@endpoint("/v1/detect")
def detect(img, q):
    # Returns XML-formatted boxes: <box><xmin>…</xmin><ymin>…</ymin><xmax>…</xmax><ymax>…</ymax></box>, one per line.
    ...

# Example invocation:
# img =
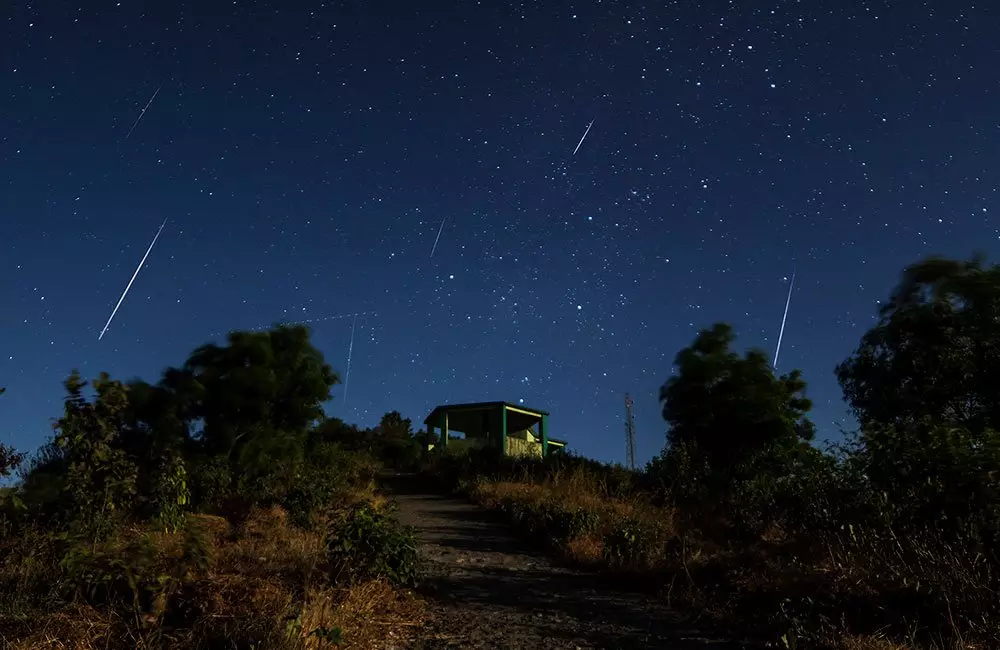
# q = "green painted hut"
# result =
<box><xmin>423</xmin><ymin>401</ymin><xmax>566</xmax><ymax>458</ymax></box>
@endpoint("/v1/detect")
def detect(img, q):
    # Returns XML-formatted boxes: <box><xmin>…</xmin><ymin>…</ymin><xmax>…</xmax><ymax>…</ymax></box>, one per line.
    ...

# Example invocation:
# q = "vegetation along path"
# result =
<box><xmin>384</xmin><ymin>473</ymin><xmax>752</xmax><ymax>650</ymax></box>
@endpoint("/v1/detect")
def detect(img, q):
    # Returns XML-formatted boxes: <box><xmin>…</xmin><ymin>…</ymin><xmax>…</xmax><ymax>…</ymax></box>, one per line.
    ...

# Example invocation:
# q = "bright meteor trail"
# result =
<box><xmin>772</xmin><ymin>268</ymin><xmax>796</xmax><ymax>368</ymax></box>
<box><xmin>98</xmin><ymin>219</ymin><xmax>167</xmax><ymax>340</ymax></box>
<box><xmin>572</xmin><ymin>118</ymin><xmax>595</xmax><ymax>155</ymax></box>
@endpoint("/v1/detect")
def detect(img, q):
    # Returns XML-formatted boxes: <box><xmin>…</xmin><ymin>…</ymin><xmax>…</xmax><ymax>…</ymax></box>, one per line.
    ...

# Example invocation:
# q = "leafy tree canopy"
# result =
<box><xmin>137</xmin><ymin>325</ymin><xmax>339</xmax><ymax>458</ymax></box>
<box><xmin>660</xmin><ymin>322</ymin><xmax>815</xmax><ymax>472</ymax></box>
<box><xmin>836</xmin><ymin>254</ymin><xmax>1000</xmax><ymax>434</ymax></box>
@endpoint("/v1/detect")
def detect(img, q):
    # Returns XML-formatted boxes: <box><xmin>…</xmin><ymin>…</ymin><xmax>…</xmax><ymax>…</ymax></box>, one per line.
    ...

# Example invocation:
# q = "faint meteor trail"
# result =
<box><xmin>572</xmin><ymin>118</ymin><xmax>595</xmax><ymax>155</ymax></box>
<box><xmin>429</xmin><ymin>216</ymin><xmax>447</xmax><ymax>257</ymax></box>
<box><xmin>209</xmin><ymin>311</ymin><xmax>377</xmax><ymax>338</ymax></box>
<box><xmin>772</xmin><ymin>268</ymin><xmax>796</xmax><ymax>368</ymax></box>
<box><xmin>342</xmin><ymin>313</ymin><xmax>358</xmax><ymax>411</ymax></box>
<box><xmin>98</xmin><ymin>219</ymin><xmax>168</xmax><ymax>340</ymax></box>
<box><xmin>123</xmin><ymin>85</ymin><xmax>161</xmax><ymax>141</ymax></box>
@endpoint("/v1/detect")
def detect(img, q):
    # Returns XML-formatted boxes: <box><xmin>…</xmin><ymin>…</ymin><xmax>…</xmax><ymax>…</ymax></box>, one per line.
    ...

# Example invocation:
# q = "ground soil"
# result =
<box><xmin>382</xmin><ymin>473</ymin><xmax>755</xmax><ymax>650</ymax></box>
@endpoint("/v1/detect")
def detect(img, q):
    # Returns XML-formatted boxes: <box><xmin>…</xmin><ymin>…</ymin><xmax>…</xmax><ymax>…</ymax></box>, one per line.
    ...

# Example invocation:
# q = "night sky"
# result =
<box><xmin>4</xmin><ymin>1</ymin><xmax>998</xmax><ymax>465</ymax></box>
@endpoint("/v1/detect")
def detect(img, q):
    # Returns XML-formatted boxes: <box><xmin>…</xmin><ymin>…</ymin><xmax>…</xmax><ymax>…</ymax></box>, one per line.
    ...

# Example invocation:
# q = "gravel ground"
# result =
<box><xmin>383</xmin><ymin>474</ymin><xmax>755</xmax><ymax>650</ymax></box>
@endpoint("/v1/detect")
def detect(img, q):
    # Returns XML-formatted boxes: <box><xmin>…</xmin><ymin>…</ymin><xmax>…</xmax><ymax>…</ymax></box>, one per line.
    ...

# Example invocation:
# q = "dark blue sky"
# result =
<box><xmin>3</xmin><ymin>1</ymin><xmax>998</xmax><ymax>464</ymax></box>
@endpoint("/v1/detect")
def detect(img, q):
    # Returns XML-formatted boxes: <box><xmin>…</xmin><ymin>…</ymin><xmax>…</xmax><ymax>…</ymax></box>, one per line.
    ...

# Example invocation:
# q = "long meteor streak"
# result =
<box><xmin>573</xmin><ymin>118</ymin><xmax>595</xmax><ymax>155</ymax></box>
<box><xmin>123</xmin><ymin>85</ymin><xmax>161</xmax><ymax>142</ymax></box>
<box><xmin>430</xmin><ymin>216</ymin><xmax>447</xmax><ymax>257</ymax></box>
<box><xmin>772</xmin><ymin>269</ymin><xmax>796</xmax><ymax>368</ymax></box>
<box><xmin>98</xmin><ymin>219</ymin><xmax>167</xmax><ymax>340</ymax></box>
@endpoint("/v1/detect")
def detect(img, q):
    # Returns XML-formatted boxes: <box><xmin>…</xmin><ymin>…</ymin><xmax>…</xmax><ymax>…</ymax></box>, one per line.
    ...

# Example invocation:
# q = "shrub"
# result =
<box><xmin>541</xmin><ymin>503</ymin><xmax>600</xmax><ymax>544</ymax></box>
<box><xmin>286</xmin><ymin>443</ymin><xmax>380</xmax><ymax>530</ymax></box>
<box><xmin>188</xmin><ymin>455</ymin><xmax>233</xmax><ymax>512</ymax></box>
<box><xmin>602</xmin><ymin>516</ymin><xmax>664</xmax><ymax>569</ymax></box>
<box><xmin>325</xmin><ymin>501</ymin><xmax>419</xmax><ymax>587</ymax></box>
<box><xmin>152</xmin><ymin>451</ymin><xmax>190</xmax><ymax>533</ymax></box>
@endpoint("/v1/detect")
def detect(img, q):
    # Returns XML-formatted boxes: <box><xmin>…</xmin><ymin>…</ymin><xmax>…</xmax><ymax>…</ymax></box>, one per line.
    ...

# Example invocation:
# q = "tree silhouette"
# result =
<box><xmin>660</xmin><ymin>322</ymin><xmax>814</xmax><ymax>473</ymax></box>
<box><xmin>837</xmin><ymin>254</ymin><xmax>1000</xmax><ymax>434</ymax></box>
<box><xmin>151</xmin><ymin>325</ymin><xmax>339</xmax><ymax>460</ymax></box>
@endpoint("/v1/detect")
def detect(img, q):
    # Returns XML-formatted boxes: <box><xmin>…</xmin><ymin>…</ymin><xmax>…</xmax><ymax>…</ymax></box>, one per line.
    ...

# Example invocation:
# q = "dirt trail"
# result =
<box><xmin>383</xmin><ymin>474</ymin><xmax>752</xmax><ymax>650</ymax></box>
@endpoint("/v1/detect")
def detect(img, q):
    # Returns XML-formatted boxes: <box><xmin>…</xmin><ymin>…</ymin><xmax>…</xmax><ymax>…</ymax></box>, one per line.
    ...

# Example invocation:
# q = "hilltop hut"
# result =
<box><xmin>423</xmin><ymin>401</ymin><xmax>566</xmax><ymax>458</ymax></box>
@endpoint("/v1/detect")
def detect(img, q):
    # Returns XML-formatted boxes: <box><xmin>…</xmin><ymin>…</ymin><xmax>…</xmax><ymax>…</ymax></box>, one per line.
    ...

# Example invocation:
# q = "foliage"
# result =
<box><xmin>325</xmin><ymin>501</ymin><xmax>419</xmax><ymax>587</ymax></box>
<box><xmin>660</xmin><ymin>322</ymin><xmax>815</xmax><ymax>476</ymax></box>
<box><xmin>373</xmin><ymin>410</ymin><xmax>423</xmax><ymax>469</ymax></box>
<box><xmin>848</xmin><ymin>420</ymin><xmax>1000</xmax><ymax>546</ymax></box>
<box><xmin>285</xmin><ymin>442</ymin><xmax>376</xmax><ymax>530</ymax></box>
<box><xmin>152</xmin><ymin>450</ymin><xmax>190</xmax><ymax>533</ymax></box>
<box><xmin>173</xmin><ymin>325</ymin><xmax>339</xmax><ymax>460</ymax></box>
<box><xmin>0</xmin><ymin>443</ymin><xmax>24</xmax><ymax>480</ymax></box>
<box><xmin>186</xmin><ymin>454</ymin><xmax>233</xmax><ymax>512</ymax></box>
<box><xmin>836</xmin><ymin>254</ymin><xmax>1000</xmax><ymax>434</ymax></box>
<box><xmin>602</xmin><ymin>516</ymin><xmax>664</xmax><ymax>569</ymax></box>
<box><xmin>52</xmin><ymin>372</ymin><xmax>139</xmax><ymax>536</ymax></box>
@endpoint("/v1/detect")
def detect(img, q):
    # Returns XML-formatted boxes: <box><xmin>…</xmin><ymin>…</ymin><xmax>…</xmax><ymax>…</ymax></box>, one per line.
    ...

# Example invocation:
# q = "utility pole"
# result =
<box><xmin>624</xmin><ymin>393</ymin><xmax>637</xmax><ymax>470</ymax></box>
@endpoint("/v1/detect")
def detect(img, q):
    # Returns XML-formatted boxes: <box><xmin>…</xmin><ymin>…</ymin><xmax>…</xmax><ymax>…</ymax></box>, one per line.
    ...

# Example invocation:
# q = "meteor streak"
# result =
<box><xmin>123</xmin><ymin>85</ymin><xmax>161</xmax><ymax>142</ymax></box>
<box><xmin>430</xmin><ymin>216</ymin><xmax>447</xmax><ymax>257</ymax></box>
<box><xmin>342</xmin><ymin>313</ymin><xmax>358</xmax><ymax>411</ymax></box>
<box><xmin>98</xmin><ymin>219</ymin><xmax>167</xmax><ymax>340</ymax></box>
<box><xmin>772</xmin><ymin>268</ymin><xmax>796</xmax><ymax>368</ymax></box>
<box><xmin>572</xmin><ymin>118</ymin><xmax>595</xmax><ymax>155</ymax></box>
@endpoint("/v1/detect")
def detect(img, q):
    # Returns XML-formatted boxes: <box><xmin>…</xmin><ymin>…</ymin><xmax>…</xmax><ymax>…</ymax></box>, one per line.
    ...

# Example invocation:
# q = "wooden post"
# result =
<box><xmin>500</xmin><ymin>404</ymin><xmax>508</xmax><ymax>456</ymax></box>
<box><xmin>440</xmin><ymin>410</ymin><xmax>449</xmax><ymax>449</ymax></box>
<box><xmin>540</xmin><ymin>414</ymin><xmax>549</xmax><ymax>458</ymax></box>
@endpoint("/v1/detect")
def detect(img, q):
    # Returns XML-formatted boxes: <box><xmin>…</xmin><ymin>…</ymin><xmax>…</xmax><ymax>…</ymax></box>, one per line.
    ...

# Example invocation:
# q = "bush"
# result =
<box><xmin>602</xmin><ymin>516</ymin><xmax>664</xmax><ymax>570</ymax></box>
<box><xmin>325</xmin><ymin>501</ymin><xmax>419</xmax><ymax>587</ymax></box>
<box><xmin>152</xmin><ymin>451</ymin><xmax>190</xmax><ymax>533</ymax></box>
<box><xmin>543</xmin><ymin>503</ymin><xmax>600</xmax><ymax>544</ymax></box>
<box><xmin>188</xmin><ymin>455</ymin><xmax>233</xmax><ymax>513</ymax></box>
<box><xmin>285</xmin><ymin>443</ymin><xmax>380</xmax><ymax>530</ymax></box>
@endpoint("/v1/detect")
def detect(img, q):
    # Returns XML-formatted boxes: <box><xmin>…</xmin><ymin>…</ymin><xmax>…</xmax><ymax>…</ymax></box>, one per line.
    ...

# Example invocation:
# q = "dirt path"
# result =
<box><xmin>383</xmin><ymin>474</ymin><xmax>752</xmax><ymax>650</ymax></box>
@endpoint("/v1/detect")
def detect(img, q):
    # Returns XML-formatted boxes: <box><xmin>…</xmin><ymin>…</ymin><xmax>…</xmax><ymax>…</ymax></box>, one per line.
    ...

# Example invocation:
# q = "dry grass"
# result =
<box><xmin>827</xmin><ymin>635</ymin><xmax>913</xmax><ymax>650</ymax></box>
<box><xmin>300</xmin><ymin>580</ymin><xmax>425</xmax><ymax>650</ymax></box>
<box><xmin>0</xmin><ymin>502</ymin><xmax>426</xmax><ymax>650</ymax></box>
<box><xmin>3</xmin><ymin>603</ymin><xmax>123</xmax><ymax>649</ymax></box>
<box><xmin>565</xmin><ymin>534</ymin><xmax>604</xmax><ymax>565</ymax></box>
<box><xmin>473</xmin><ymin>473</ymin><xmax>662</xmax><ymax>531</ymax></box>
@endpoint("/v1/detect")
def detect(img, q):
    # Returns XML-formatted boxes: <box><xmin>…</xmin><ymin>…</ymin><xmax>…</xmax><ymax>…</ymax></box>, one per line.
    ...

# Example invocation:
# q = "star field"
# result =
<box><xmin>3</xmin><ymin>1</ymin><xmax>999</xmax><ymax>463</ymax></box>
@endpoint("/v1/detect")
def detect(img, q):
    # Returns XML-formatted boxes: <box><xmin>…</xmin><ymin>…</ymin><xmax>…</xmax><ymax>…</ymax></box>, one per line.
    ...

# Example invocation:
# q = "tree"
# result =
<box><xmin>159</xmin><ymin>325</ymin><xmax>339</xmax><ymax>463</ymax></box>
<box><xmin>53</xmin><ymin>372</ymin><xmax>138</xmax><ymax>533</ymax></box>
<box><xmin>660</xmin><ymin>323</ymin><xmax>815</xmax><ymax>474</ymax></box>
<box><xmin>836</xmin><ymin>254</ymin><xmax>1000</xmax><ymax>434</ymax></box>
<box><xmin>376</xmin><ymin>411</ymin><xmax>413</xmax><ymax>441</ymax></box>
<box><xmin>308</xmin><ymin>417</ymin><xmax>366</xmax><ymax>452</ymax></box>
<box><xmin>373</xmin><ymin>411</ymin><xmax>421</xmax><ymax>468</ymax></box>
